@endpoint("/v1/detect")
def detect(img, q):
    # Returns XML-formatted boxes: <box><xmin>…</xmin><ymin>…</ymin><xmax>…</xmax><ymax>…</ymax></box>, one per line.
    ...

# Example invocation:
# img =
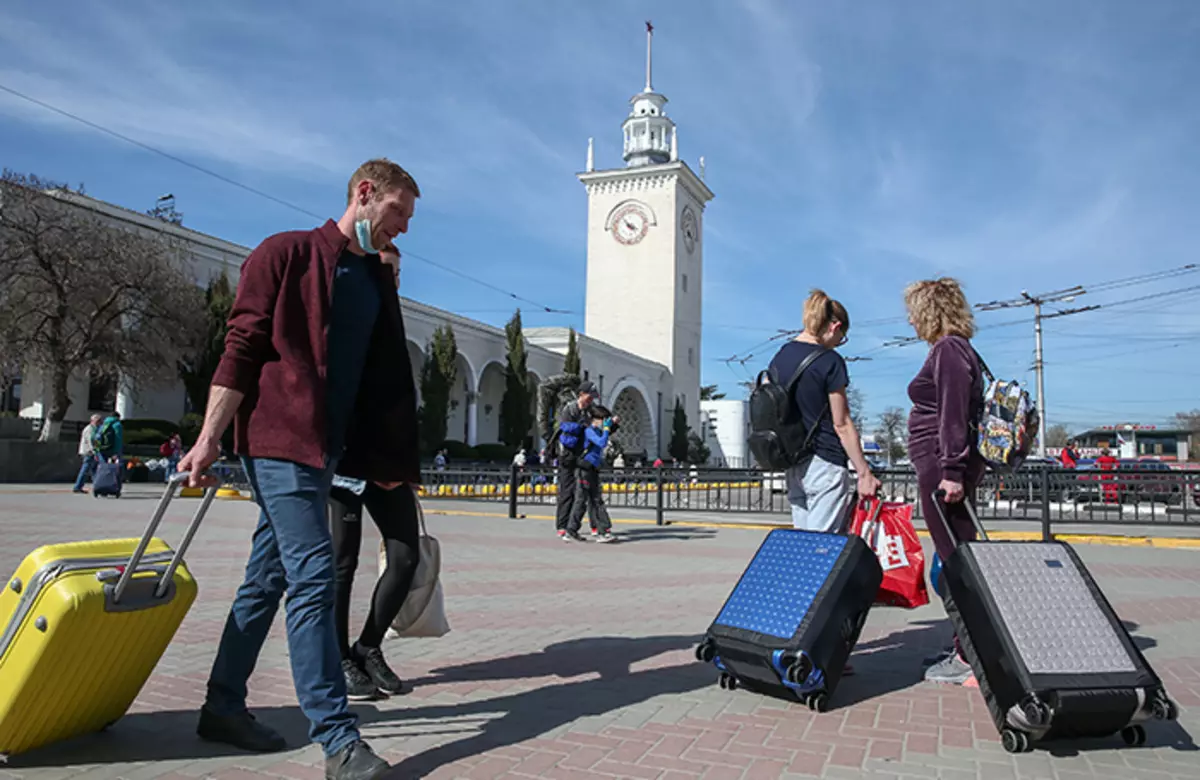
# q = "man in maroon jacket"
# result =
<box><xmin>178</xmin><ymin>159</ymin><xmax>422</xmax><ymax>780</ymax></box>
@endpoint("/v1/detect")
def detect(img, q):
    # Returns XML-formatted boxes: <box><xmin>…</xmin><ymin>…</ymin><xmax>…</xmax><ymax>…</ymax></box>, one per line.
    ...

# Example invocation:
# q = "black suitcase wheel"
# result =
<box><xmin>718</xmin><ymin>672</ymin><xmax>737</xmax><ymax>691</ymax></box>
<box><xmin>1022</xmin><ymin>700</ymin><xmax>1051</xmax><ymax>728</ymax></box>
<box><xmin>1153</xmin><ymin>697</ymin><xmax>1179</xmax><ymax>721</ymax></box>
<box><xmin>1001</xmin><ymin>729</ymin><xmax>1032</xmax><ymax>754</ymax></box>
<box><xmin>806</xmin><ymin>693</ymin><xmax>829</xmax><ymax>713</ymax></box>
<box><xmin>1121</xmin><ymin>725</ymin><xmax>1146</xmax><ymax>747</ymax></box>
<box><xmin>785</xmin><ymin>656</ymin><xmax>813</xmax><ymax>685</ymax></box>
<box><xmin>695</xmin><ymin>641</ymin><xmax>715</xmax><ymax>663</ymax></box>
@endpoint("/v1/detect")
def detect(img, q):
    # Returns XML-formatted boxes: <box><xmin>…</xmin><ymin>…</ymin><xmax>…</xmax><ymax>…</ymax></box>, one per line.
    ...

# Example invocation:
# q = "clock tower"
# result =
<box><xmin>578</xmin><ymin>22</ymin><xmax>714</xmax><ymax>446</ymax></box>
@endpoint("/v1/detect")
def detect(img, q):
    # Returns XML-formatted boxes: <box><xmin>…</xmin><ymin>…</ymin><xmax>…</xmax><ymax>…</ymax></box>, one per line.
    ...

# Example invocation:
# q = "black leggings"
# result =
<box><xmin>329</xmin><ymin>483</ymin><xmax>421</xmax><ymax>659</ymax></box>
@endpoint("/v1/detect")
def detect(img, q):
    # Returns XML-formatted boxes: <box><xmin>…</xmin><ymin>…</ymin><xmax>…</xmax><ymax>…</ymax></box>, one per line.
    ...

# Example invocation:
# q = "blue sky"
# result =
<box><xmin>2</xmin><ymin>0</ymin><xmax>1198</xmax><ymax>433</ymax></box>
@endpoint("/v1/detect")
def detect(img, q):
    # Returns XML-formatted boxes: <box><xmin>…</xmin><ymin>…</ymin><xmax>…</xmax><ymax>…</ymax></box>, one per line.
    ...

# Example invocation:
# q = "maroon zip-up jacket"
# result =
<box><xmin>906</xmin><ymin>334</ymin><xmax>985</xmax><ymax>484</ymax></box>
<box><xmin>211</xmin><ymin>219</ymin><xmax>421</xmax><ymax>484</ymax></box>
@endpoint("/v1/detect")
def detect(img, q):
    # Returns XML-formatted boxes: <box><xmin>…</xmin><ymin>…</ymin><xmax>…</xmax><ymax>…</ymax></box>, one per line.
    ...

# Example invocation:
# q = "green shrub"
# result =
<box><xmin>121</xmin><ymin>418</ymin><xmax>179</xmax><ymax>448</ymax></box>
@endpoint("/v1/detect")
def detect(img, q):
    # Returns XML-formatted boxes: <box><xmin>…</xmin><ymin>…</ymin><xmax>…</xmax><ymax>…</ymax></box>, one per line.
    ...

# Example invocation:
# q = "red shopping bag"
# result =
<box><xmin>848</xmin><ymin>498</ymin><xmax>929</xmax><ymax>609</ymax></box>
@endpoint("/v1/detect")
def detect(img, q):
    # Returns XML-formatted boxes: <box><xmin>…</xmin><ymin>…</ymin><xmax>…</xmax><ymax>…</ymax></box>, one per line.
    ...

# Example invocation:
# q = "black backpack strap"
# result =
<box><xmin>972</xmin><ymin>347</ymin><xmax>995</xmax><ymax>383</ymax></box>
<box><xmin>783</xmin><ymin>347</ymin><xmax>830</xmax><ymax>393</ymax></box>
<box><xmin>779</xmin><ymin>347</ymin><xmax>831</xmax><ymax>452</ymax></box>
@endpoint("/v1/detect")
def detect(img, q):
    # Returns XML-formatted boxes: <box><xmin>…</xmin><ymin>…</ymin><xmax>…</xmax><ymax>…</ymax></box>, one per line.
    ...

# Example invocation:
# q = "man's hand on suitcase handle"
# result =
<box><xmin>177</xmin><ymin>438</ymin><xmax>222</xmax><ymax>488</ymax></box>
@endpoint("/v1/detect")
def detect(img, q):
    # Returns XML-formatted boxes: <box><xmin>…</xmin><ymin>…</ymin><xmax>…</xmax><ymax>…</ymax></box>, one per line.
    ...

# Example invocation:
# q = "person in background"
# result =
<box><xmin>1060</xmin><ymin>439</ymin><xmax>1079</xmax><ymax>470</ymax></box>
<box><xmin>1096</xmin><ymin>447</ymin><xmax>1120</xmax><ymax>504</ymax></box>
<box><xmin>767</xmin><ymin>289</ymin><xmax>880</xmax><ymax>533</ymax></box>
<box><xmin>161</xmin><ymin>432</ymin><xmax>184</xmax><ymax>482</ymax></box>
<box><xmin>93</xmin><ymin>410</ymin><xmax>124</xmax><ymax>462</ymax></box>
<box><xmin>553</xmin><ymin>380</ymin><xmax>599</xmax><ymax>540</ymax></box>
<box><xmin>72</xmin><ymin>413</ymin><xmax>104</xmax><ymax>493</ymax></box>
<box><xmin>565</xmin><ymin>405</ymin><xmax>619</xmax><ymax>543</ymax></box>
<box><xmin>903</xmin><ymin>278</ymin><xmax>986</xmax><ymax>686</ymax></box>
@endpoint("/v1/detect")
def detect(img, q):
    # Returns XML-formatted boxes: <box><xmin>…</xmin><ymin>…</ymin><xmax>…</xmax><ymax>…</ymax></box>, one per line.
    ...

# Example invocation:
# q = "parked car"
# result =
<box><xmin>1069</xmin><ymin>459</ymin><xmax>1184</xmax><ymax>505</ymax></box>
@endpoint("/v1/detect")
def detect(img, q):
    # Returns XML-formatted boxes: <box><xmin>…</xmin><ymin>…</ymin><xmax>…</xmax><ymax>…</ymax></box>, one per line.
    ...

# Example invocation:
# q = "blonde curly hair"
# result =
<box><xmin>904</xmin><ymin>278</ymin><xmax>975</xmax><ymax>344</ymax></box>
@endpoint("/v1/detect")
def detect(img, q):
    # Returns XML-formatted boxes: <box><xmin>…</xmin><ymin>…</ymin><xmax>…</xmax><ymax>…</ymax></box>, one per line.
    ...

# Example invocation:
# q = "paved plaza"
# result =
<box><xmin>1</xmin><ymin>484</ymin><xmax>1197</xmax><ymax>780</ymax></box>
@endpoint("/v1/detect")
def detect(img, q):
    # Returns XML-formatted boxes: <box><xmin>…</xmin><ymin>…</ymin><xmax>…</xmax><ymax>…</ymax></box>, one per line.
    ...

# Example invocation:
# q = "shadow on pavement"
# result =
<box><xmin>610</xmin><ymin>527</ymin><xmax>718</xmax><ymax>543</ymax></box>
<box><xmin>6</xmin><ymin>634</ymin><xmax>709</xmax><ymax>773</ymax></box>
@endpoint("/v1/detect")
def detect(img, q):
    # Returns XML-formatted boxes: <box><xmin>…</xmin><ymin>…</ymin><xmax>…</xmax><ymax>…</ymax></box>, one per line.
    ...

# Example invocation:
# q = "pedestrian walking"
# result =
<box><xmin>178</xmin><ymin>158</ymin><xmax>423</xmax><ymax>780</ymax></box>
<box><xmin>72</xmin><ymin>413</ymin><xmax>103</xmax><ymax>493</ymax></box>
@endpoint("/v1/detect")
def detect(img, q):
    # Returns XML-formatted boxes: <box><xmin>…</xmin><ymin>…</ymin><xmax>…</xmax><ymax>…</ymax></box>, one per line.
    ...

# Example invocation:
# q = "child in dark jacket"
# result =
<box><xmin>565</xmin><ymin>406</ymin><xmax>619</xmax><ymax>543</ymax></box>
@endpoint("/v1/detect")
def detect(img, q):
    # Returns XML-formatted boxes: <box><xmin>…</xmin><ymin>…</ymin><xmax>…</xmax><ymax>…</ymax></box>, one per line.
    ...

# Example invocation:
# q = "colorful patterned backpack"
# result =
<box><xmin>974</xmin><ymin>352</ymin><xmax>1039</xmax><ymax>471</ymax></box>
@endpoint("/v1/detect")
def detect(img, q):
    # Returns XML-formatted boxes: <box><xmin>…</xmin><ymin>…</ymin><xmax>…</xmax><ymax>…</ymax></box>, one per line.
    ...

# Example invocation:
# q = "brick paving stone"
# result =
<box><xmin>1</xmin><ymin>486</ymin><xmax>1198</xmax><ymax>779</ymax></box>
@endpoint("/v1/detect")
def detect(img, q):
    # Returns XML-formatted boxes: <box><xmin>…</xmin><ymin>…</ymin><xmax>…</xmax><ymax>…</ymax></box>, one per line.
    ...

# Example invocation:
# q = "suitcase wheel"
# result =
<box><xmin>1001</xmin><ymin>729</ymin><xmax>1033</xmax><ymax>754</ymax></box>
<box><xmin>784</xmin><ymin>655</ymin><xmax>813</xmax><ymax>685</ymax></box>
<box><xmin>1152</xmin><ymin>696</ymin><xmax>1179</xmax><ymax>721</ymax></box>
<box><xmin>695</xmin><ymin>641</ymin><xmax>716</xmax><ymax>664</ymax></box>
<box><xmin>1022</xmin><ymin>699</ymin><xmax>1051</xmax><ymax>729</ymax></box>
<box><xmin>1121</xmin><ymin>725</ymin><xmax>1146</xmax><ymax>747</ymax></box>
<box><xmin>804</xmin><ymin>693</ymin><xmax>829</xmax><ymax>713</ymax></box>
<box><xmin>718</xmin><ymin>672</ymin><xmax>737</xmax><ymax>691</ymax></box>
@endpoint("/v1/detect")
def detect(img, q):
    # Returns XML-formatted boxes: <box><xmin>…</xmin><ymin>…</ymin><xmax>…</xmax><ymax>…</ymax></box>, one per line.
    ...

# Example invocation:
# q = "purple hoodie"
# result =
<box><xmin>906</xmin><ymin>335</ymin><xmax>985</xmax><ymax>483</ymax></box>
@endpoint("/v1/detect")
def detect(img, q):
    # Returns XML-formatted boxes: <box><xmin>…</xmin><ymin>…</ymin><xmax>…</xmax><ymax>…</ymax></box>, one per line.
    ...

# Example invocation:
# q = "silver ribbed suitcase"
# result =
<box><xmin>932</xmin><ymin>491</ymin><xmax>1179</xmax><ymax>753</ymax></box>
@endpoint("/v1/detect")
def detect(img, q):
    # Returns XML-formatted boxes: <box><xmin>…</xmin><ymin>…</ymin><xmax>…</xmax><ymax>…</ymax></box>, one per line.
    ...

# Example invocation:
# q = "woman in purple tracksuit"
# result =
<box><xmin>904</xmin><ymin>278</ymin><xmax>986</xmax><ymax>685</ymax></box>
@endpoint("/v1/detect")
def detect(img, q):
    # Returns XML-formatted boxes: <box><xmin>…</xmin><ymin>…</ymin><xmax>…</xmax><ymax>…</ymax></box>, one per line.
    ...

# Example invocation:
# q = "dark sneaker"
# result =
<box><xmin>563</xmin><ymin>530</ymin><xmax>586</xmax><ymax>542</ymax></box>
<box><xmin>342</xmin><ymin>658</ymin><xmax>380</xmax><ymax>701</ymax></box>
<box><xmin>924</xmin><ymin>653</ymin><xmax>974</xmax><ymax>685</ymax></box>
<box><xmin>197</xmin><ymin>705</ymin><xmax>286</xmax><ymax>752</ymax></box>
<box><xmin>326</xmin><ymin>740</ymin><xmax>390</xmax><ymax>780</ymax></box>
<box><xmin>358</xmin><ymin>646</ymin><xmax>409</xmax><ymax>696</ymax></box>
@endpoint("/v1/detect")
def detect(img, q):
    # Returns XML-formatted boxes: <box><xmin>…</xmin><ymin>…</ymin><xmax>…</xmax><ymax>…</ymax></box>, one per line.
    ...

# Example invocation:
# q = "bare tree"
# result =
<box><xmin>1045</xmin><ymin>424</ymin><xmax>1071</xmax><ymax>448</ymax></box>
<box><xmin>0</xmin><ymin>171</ymin><xmax>204</xmax><ymax>440</ymax></box>
<box><xmin>1174</xmin><ymin>409</ymin><xmax>1200</xmax><ymax>432</ymax></box>
<box><xmin>874</xmin><ymin>406</ymin><xmax>908</xmax><ymax>466</ymax></box>
<box><xmin>847</xmin><ymin>385</ymin><xmax>866</xmax><ymax>432</ymax></box>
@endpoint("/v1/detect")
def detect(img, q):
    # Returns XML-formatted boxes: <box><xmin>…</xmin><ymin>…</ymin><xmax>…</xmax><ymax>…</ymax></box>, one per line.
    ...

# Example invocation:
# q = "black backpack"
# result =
<box><xmin>747</xmin><ymin>347</ymin><xmax>829</xmax><ymax>470</ymax></box>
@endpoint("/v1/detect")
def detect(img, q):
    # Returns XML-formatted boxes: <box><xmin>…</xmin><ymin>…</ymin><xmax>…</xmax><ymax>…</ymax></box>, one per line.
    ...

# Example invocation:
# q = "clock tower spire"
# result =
<box><xmin>622</xmin><ymin>20</ymin><xmax>675</xmax><ymax>168</ymax></box>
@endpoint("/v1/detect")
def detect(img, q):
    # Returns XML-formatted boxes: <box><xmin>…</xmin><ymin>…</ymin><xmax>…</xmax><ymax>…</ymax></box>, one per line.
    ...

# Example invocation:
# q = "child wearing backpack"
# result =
<box><xmin>752</xmin><ymin>290</ymin><xmax>880</xmax><ymax>533</ymax></box>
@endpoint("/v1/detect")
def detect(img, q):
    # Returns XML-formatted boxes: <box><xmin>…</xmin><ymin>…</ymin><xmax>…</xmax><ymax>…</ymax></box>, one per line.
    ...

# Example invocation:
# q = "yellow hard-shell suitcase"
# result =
<box><xmin>0</xmin><ymin>474</ymin><xmax>218</xmax><ymax>759</ymax></box>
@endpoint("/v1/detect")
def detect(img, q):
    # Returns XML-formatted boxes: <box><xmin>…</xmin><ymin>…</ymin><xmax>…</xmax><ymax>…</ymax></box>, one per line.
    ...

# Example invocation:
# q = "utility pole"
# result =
<box><xmin>976</xmin><ymin>287</ymin><xmax>1100</xmax><ymax>458</ymax></box>
<box><xmin>1025</xmin><ymin>293</ymin><xmax>1048</xmax><ymax>459</ymax></box>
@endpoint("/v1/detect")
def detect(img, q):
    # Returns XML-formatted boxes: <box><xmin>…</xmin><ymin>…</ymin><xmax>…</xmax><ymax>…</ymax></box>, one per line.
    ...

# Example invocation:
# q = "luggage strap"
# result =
<box><xmin>113</xmin><ymin>472</ymin><xmax>218</xmax><ymax>604</ymax></box>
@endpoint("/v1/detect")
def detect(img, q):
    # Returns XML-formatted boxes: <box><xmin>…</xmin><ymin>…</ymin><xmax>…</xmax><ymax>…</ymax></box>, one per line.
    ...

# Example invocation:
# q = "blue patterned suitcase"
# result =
<box><xmin>696</xmin><ymin>529</ymin><xmax>882</xmax><ymax>710</ymax></box>
<box><xmin>931</xmin><ymin>491</ymin><xmax>1180</xmax><ymax>753</ymax></box>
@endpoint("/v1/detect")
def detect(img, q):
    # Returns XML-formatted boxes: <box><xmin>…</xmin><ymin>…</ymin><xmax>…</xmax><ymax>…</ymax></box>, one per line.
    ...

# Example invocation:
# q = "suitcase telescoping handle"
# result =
<box><xmin>931</xmin><ymin>489</ymin><xmax>989</xmax><ymax>545</ymax></box>
<box><xmin>112</xmin><ymin>471</ymin><xmax>219</xmax><ymax>604</ymax></box>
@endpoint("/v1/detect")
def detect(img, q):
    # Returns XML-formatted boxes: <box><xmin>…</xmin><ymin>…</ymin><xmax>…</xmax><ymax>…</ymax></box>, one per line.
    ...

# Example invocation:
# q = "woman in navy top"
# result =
<box><xmin>768</xmin><ymin>290</ymin><xmax>880</xmax><ymax>532</ymax></box>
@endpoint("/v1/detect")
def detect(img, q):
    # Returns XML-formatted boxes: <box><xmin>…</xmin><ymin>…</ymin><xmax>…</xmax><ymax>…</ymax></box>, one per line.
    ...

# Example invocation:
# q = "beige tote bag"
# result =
<box><xmin>380</xmin><ymin>487</ymin><xmax>450</xmax><ymax>639</ymax></box>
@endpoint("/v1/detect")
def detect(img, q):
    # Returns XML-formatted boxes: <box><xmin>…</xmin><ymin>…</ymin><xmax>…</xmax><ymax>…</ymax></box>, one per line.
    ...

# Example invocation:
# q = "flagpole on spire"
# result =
<box><xmin>644</xmin><ymin>20</ymin><xmax>654</xmax><ymax>92</ymax></box>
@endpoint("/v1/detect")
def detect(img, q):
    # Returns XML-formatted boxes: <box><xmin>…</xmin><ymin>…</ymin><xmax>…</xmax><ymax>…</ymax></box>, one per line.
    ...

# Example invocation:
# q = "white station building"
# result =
<box><xmin>9</xmin><ymin>28</ymin><xmax>714</xmax><ymax>461</ymax></box>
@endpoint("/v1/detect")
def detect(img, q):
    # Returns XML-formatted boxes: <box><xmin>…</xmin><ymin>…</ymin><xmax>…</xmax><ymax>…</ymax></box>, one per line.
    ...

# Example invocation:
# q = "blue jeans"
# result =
<box><xmin>73</xmin><ymin>454</ymin><xmax>96</xmax><ymax>491</ymax></box>
<box><xmin>204</xmin><ymin>456</ymin><xmax>358</xmax><ymax>756</ymax></box>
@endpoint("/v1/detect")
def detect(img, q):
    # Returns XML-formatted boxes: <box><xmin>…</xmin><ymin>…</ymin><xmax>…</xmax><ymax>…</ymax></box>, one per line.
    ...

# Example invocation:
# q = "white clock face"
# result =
<box><xmin>681</xmin><ymin>208</ymin><xmax>697</xmax><ymax>253</ymax></box>
<box><xmin>611</xmin><ymin>203</ymin><xmax>650</xmax><ymax>245</ymax></box>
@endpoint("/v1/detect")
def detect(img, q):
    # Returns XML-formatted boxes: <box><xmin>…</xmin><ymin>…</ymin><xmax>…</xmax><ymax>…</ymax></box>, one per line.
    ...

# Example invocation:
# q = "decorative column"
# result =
<box><xmin>115</xmin><ymin>373</ymin><xmax>136</xmax><ymax>419</ymax></box>
<box><xmin>466</xmin><ymin>394</ymin><xmax>478</xmax><ymax>447</ymax></box>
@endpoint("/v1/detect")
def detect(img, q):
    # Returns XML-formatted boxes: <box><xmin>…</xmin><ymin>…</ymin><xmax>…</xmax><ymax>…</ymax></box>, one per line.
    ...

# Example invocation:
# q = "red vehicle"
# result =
<box><xmin>1071</xmin><ymin>460</ymin><xmax>1185</xmax><ymax>506</ymax></box>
